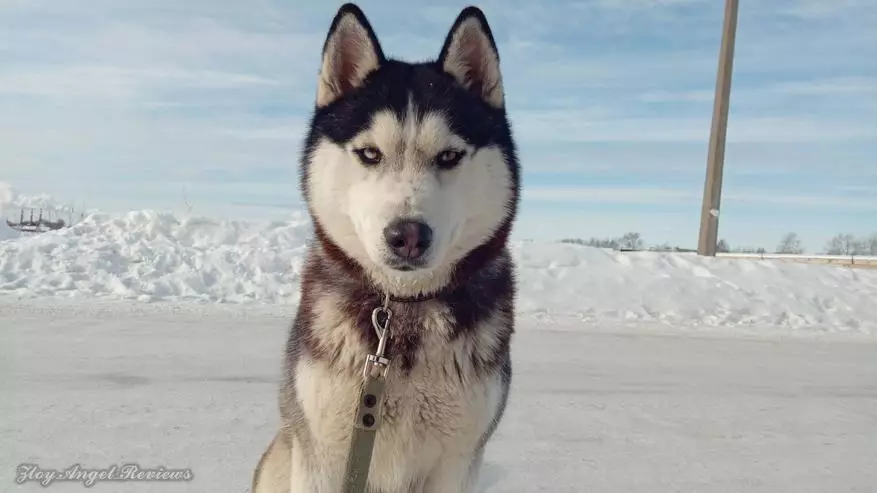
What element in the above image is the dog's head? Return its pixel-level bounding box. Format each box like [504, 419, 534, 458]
[301, 3, 519, 296]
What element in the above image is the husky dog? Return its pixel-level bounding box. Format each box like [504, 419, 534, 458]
[253, 3, 520, 492]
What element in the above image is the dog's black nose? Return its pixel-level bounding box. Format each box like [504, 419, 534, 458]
[383, 219, 432, 260]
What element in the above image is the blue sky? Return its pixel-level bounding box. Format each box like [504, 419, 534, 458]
[1, 0, 875, 251]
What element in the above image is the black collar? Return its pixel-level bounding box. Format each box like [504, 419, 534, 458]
[387, 291, 443, 303]
[378, 281, 458, 304]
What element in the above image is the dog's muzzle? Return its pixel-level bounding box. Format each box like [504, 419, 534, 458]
[382, 219, 432, 269]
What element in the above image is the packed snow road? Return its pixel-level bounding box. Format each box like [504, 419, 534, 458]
[2, 301, 875, 492]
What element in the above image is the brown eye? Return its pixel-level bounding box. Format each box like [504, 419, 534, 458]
[436, 149, 465, 170]
[354, 146, 382, 166]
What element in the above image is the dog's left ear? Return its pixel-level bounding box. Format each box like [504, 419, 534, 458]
[316, 3, 385, 108]
[438, 6, 504, 108]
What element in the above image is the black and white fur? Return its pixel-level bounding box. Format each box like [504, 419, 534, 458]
[253, 4, 520, 492]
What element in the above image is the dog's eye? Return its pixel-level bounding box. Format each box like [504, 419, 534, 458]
[436, 149, 465, 170]
[354, 147, 383, 166]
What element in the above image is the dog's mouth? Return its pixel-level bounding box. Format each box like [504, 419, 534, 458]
[384, 258, 429, 272]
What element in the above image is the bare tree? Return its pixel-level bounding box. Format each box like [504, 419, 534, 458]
[560, 237, 619, 249]
[732, 246, 760, 254]
[776, 232, 804, 254]
[866, 233, 877, 255]
[587, 237, 619, 249]
[716, 239, 730, 253]
[618, 232, 644, 251]
[824, 233, 859, 255]
[182, 185, 193, 214]
[649, 242, 674, 252]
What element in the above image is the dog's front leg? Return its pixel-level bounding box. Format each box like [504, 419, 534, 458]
[289, 437, 346, 493]
[421, 452, 481, 493]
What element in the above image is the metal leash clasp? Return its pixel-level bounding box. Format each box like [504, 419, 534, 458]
[363, 295, 392, 379]
[344, 294, 393, 492]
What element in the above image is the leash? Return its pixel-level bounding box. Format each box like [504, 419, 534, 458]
[341, 294, 393, 493]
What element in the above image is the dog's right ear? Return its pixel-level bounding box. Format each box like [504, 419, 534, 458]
[316, 3, 385, 108]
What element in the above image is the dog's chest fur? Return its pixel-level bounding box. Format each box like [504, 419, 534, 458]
[284, 264, 512, 489]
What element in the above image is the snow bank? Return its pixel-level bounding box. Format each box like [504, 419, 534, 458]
[0, 218, 18, 241]
[0, 182, 20, 241]
[1, 209, 876, 333]
[0, 209, 312, 304]
[512, 243, 877, 334]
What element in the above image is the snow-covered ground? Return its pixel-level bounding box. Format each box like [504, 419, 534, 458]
[2, 301, 876, 492]
[1, 207, 876, 335]
[3, 183, 877, 491]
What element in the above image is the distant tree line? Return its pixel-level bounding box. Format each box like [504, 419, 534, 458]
[770, 231, 877, 256]
[560, 232, 695, 252]
[560, 231, 877, 256]
[821, 233, 877, 255]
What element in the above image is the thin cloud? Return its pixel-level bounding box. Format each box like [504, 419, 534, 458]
[777, 0, 876, 19]
[639, 77, 877, 105]
[222, 123, 309, 141]
[523, 186, 696, 205]
[524, 186, 877, 211]
[513, 113, 877, 144]
[724, 192, 877, 211]
[0, 66, 280, 100]
[638, 89, 715, 103]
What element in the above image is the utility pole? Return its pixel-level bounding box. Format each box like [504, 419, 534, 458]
[698, 0, 739, 256]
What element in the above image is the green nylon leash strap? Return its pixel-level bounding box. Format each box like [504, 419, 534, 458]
[341, 302, 393, 493]
[341, 373, 387, 493]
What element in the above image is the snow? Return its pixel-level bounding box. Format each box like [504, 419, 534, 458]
[0, 216, 18, 241]
[0, 183, 20, 241]
[1, 207, 876, 334]
[0, 209, 312, 303]
[3, 183, 877, 491]
[2, 301, 876, 492]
